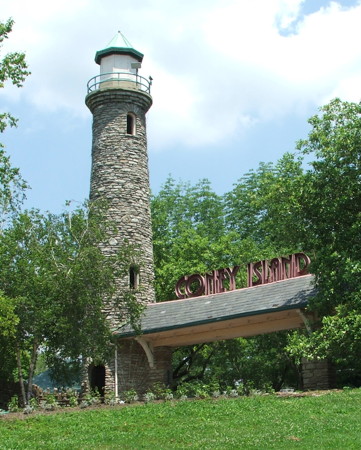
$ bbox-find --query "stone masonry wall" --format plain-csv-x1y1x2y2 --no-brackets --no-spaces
302,358,336,390
85,88,172,395
110,341,172,394
86,89,155,329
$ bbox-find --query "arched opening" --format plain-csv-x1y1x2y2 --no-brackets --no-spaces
89,364,106,397
126,113,136,135
129,265,139,289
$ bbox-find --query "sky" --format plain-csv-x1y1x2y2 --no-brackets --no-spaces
1,0,361,213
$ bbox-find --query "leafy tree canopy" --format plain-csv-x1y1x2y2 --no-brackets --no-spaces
0,202,142,404
152,99,361,389
0,18,29,219
151,174,303,390
284,99,361,382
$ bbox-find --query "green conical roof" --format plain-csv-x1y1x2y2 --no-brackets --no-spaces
95,31,144,64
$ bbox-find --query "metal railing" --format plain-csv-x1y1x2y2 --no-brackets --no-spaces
87,71,152,94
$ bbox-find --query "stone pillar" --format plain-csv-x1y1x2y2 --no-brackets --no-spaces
302,358,336,390
116,340,172,394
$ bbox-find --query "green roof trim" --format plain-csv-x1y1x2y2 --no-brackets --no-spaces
95,31,144,64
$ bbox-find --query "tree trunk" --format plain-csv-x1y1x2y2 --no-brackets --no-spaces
16,344,26,407
26,339,38,403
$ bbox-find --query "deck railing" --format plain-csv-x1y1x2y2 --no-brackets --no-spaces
87,71,152,94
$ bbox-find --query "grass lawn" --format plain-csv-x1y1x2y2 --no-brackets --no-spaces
1,389,361,449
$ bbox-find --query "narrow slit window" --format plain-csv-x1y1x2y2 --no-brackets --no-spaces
129,265,139,289
127,113,135,135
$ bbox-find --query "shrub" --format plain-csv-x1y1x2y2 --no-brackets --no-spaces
40,393,59,411
122,389,139,403
7,395,20,413
104,391,118,406
143,392,156,403
65,388,79,407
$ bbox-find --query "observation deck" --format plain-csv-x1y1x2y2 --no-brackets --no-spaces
87,71,152,94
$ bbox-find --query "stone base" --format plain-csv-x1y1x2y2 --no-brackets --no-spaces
115,340,172,394
302,358,336,390
82,340,172,396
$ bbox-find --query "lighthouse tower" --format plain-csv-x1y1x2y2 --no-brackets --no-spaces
86,31,155,318
85,33,171,395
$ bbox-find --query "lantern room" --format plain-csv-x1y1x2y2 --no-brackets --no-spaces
87,31,151,94
95,31,143,75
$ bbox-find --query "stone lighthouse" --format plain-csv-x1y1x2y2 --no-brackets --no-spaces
85,33,171,395
86,31,155,311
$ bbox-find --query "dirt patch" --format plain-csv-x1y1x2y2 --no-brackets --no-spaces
276,389,342,398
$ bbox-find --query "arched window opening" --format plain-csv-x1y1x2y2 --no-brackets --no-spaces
129,265,140,289
126,113,136,135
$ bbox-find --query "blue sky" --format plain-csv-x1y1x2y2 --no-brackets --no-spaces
2,0,361,213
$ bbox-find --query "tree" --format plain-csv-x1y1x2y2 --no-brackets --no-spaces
0,292,19,382
0,202,141,405
285,99,361,380
0,18,30,129
172,334,300,391
295,99,361,314
151,176,302,390
152,177,229,301
224,153,305,250
0,18,29,219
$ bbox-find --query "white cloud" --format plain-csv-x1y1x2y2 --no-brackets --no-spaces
2,0,361,151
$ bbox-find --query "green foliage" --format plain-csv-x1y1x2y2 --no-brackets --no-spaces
152,175,303,391
104,390,117,406
295,99,361,314
285,99,361,379
28,398,38,409
39,393,59,411
143,391,156,403
152,177,229,301
80,390,101,408
146,382,173,400
7,395,20,413
0,291,19,339
0,19,30,90
122,389,139,403
172,335,300,392
0,148,28,219
0,19,29,220
224,153,305,249
0,201,145,403
152,98,361,388
64,388,79,407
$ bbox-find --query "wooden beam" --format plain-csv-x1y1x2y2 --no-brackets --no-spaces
128,309,305,348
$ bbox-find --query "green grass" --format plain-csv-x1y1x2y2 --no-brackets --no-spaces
1,389,361,449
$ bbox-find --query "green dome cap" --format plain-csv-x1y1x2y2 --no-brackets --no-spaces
95,31,144,64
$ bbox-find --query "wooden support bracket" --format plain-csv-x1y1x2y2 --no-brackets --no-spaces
135,337,155,368
297,309,313,335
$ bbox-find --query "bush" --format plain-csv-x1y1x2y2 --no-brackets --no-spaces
104,391,118,406
8,395,20,413
122,389,139,403
143,392,156,403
